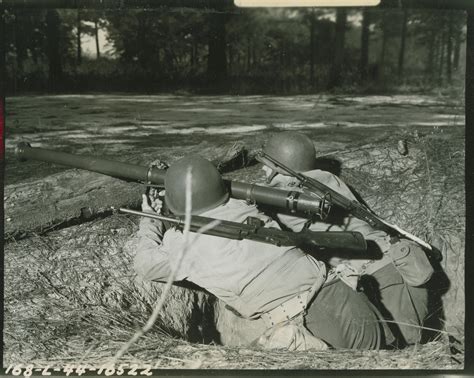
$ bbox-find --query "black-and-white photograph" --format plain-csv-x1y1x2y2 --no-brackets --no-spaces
2,0,468,371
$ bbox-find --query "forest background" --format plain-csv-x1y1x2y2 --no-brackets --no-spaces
3,7,467,95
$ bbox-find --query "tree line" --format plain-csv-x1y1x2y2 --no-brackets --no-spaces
3,7,467,94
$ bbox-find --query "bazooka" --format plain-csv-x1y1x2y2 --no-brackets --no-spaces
15,142,331,220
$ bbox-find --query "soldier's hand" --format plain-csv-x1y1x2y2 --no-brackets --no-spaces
142,194,163,214
151,191,164,214
328,257,343,267
142,194,154,213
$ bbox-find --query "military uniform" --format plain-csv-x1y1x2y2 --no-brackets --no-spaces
265,169,432,346
134,197,385,350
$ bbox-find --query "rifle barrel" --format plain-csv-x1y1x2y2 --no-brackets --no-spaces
120,208,367,252
260,151,394,232
120,208,247,240
120,208,183,225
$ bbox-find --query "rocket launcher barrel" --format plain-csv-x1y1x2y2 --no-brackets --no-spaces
15,142,167,184
15,142,330,218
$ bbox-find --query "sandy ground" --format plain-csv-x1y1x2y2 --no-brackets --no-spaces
5,93,464,184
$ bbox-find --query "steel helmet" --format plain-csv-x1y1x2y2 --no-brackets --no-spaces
263,132,316,173
164,154,229,215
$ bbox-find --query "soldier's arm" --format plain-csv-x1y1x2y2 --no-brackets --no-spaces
306,170,359,202
133,195,171,281
133,237,172,282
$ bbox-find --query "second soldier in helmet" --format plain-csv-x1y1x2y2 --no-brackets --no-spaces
257,131,434,347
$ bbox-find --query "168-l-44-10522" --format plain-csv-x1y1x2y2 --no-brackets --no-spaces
4,363,154,376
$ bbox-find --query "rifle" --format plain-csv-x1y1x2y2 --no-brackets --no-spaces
15,142,331,219
119,208,367,253
257,151,432,250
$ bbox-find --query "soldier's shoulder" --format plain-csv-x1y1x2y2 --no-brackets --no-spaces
205,198,259,221
305,169,338,181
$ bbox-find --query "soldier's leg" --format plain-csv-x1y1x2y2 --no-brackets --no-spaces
304,279,387,350
371,263,429,346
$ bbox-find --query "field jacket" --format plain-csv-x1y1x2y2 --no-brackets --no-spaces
267,170,393,285
133,198,327,320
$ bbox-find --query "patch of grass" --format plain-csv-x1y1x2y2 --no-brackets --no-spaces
4,215,215,366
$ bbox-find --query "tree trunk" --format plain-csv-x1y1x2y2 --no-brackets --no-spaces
246,36,251,72
359,8,371,81
155,46,161,73
328,8,347,89
164,48,174,77
228,43,233,76
0,9,5,96
137,11,151,71
191,40,196,71
14,11,26,73
94,18,100,59
438,29,446,85
76,9,82,65
398,9,408,78
446,14,453,81
309,10,316,87
453,26,462,71
236,51,241,73
252,44,257,69
426,27,437,79
10,12,18,93
379,11,388,81
192,40,198,69
30,13,40,65
45,9,63,89
433,32,441,80
207,12,228,86
279,40,284,69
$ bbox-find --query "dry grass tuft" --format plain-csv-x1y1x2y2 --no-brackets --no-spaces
4,214,216,365
9,336,463,369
